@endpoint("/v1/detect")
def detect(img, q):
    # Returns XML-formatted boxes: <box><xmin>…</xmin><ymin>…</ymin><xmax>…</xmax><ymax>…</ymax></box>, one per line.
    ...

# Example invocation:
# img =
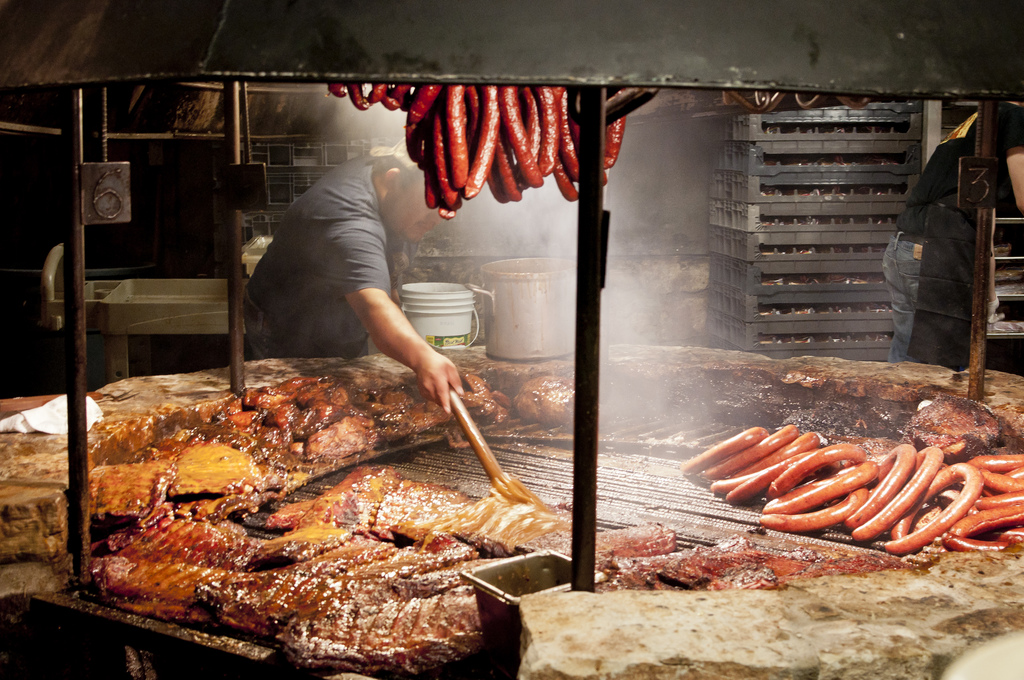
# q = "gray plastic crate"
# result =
<box><xmin>710</xmin><ymin>253</ymin><xmax>886</xmax><ymax>295</ymax></box>
<box><xmin>708</xmin><ymin>282</ymin><xmax>891</xmax><ymax>323</ymax></box>
<box><xmin>717</xmin><ymin>142</ymin><xmax>921</xmax><ymax>183</ymax></box>
<box><xmin>709</xmin><ymin>169</ymin><xmax>913</xmax><ymax>208</ymax></box>
<box><xmin>708</xmin><ymin>326</ymin><xmax>892</xmax><ymax>361</ymax></box>
<box><xmin>708</xmin><ymin>280</ymin><xmax>893</xmax><ymax>312</ymax></box>
<box><xmin>710</xmin><ymin>224</ymin><xmax>891</xmax><ymax>262</ymax></box>
<box><xmin>709</xmin><ymin>198</ymin><xmax>900</xmax><ymax>233</ymax></box>
<box><xmin>730</xmin><ymin>113</ymin><xmax>921</xmax><ymax>150</ymax></box>
<box><xmin>708</xmin><ymin>312</ymin><xmax>893</xmax><ymax>348</ymax></box>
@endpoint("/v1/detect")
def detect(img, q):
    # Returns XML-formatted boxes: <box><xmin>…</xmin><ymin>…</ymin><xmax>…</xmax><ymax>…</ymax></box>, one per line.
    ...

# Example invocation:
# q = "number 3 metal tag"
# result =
<box><xmin>958</xmin><ymin>156</ymin><xmax>998</xmax><ymax>210</ymax></box>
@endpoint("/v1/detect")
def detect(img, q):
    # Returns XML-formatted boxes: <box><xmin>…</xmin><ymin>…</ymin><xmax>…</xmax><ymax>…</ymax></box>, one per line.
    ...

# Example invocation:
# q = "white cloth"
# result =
<box><xmin>0</xmin><ymin>395</ymin><xmax>103</xmax><ymax>434</ymax></box>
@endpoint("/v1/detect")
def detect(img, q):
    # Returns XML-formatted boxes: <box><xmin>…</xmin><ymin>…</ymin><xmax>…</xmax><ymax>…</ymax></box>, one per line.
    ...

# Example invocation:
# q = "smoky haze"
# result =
<box><xmin>320</xmin><ymin>88</ymin><xmax>726</xmax><ymax>428</ymax></box>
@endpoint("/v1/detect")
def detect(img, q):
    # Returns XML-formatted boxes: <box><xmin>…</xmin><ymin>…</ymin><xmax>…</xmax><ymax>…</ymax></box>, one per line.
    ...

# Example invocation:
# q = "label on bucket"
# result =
<box><xmin>425</xmin><ymin>333</ymin><xmax>471</xmax><ymax>348</ymax></box>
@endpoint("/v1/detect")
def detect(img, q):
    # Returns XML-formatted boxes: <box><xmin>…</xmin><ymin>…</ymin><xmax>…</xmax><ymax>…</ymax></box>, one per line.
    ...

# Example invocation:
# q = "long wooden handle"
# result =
<box><xmin>450</xmin><ymin>389</ymin><xmax>507</xmax><ymax>484</ymax></box>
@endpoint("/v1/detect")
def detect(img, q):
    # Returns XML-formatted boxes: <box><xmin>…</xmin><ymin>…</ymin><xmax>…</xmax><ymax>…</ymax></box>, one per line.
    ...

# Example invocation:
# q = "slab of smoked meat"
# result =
<box><xmin>168</xmin><ymin>444</ymin><xmax>286</xmax><ymax>497</ymax></box>
<box><xmin>203</xmin><ymin>537</ymin><xmax>477</xmax><ymax>638</ymax></box>
<box><xmin>250</xmin><ymin>525</ymin><xmax>355</xmax><ymax>568</ymax></box>
<box><xmin>91</xmin><ymin>555</ymin><xmax>231</xmax><ymax>624</ymax></box>
<box><xmin>201</xmin><ymin>537</ymin><xmax>401</xmax><ymax>638</ymax></box>
<box><xmin>513</xmin><ymin>375</ymin><xmax>575</xmax><ymax>428</ymax></box>
<box><xmin>265</xmin><ymin>465</ymin><xmax>404</xmax><ymax>532</ymax></box>
<box><xmin>906</xmin><ymin>393</ymin><xmax>1001</xmax><ymax>461</ymax></box>
<box><xmin>374</xmin><ymin>401</ymin><xmax>450</xmax><ymax>442</ymax></box>
<box><xmin>598</xmin><ymin>535</ymin><xmax>907</xmax><ymax>593</ymax></box>
<box><xmin>90</xmin><ymin>460</ymin><xmax>176</xmax><ymax>529</ymax></box>
<box><xmin>371</xmin><ymin>480</ymin><xmax>473</xmax><ymax>541</ymax></box>
<box><xmin>104</xmin><ymin>517</ymin><xmax>261</xmax><ymax>570</ymax></box>
<box><xmin>279</xmin><ymin>585</ymin><xmax>483</xmax><ymax>676</ymax></box>
<box><xmin>303</xmin><ymin>415</ymin><xmax>380</xmax><ymax>464</ymax></box>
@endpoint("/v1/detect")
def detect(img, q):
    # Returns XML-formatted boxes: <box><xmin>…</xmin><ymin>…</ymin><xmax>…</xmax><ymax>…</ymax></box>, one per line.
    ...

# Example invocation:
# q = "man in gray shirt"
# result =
<box><xmin>245</xmin><ymin>145</ymin><xmax>463</xmax><ymax>412</ymax></box>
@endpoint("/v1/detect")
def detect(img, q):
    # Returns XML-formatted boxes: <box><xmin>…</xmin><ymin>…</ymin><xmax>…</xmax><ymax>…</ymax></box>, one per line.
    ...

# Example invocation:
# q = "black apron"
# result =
<box><xmin>906</xmin><ymin>202</ymin><xmax>976</xmax><ymax>369</ymax></box>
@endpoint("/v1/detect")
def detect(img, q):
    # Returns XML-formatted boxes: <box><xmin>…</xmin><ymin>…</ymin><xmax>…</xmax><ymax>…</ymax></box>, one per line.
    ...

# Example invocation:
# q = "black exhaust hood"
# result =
<box><xmin>1</xmin><ymin>0</ymin><xmax>1022</xmax><ymax>98</ymax></box>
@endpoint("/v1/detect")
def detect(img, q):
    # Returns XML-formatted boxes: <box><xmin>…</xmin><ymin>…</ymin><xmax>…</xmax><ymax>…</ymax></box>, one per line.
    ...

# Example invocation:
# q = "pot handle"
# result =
<box><xmin>464</xmin><ymin>283</ymin><xmax>493</xmax><ymax>302</ymax></box>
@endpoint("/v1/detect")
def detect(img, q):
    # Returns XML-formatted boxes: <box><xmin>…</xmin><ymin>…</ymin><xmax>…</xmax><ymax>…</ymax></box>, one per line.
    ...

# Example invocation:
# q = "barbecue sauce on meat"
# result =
<box><xmin>416</xmin><ymin>473</ymin><xmax>569</xmax><ymax>549</ymax></box>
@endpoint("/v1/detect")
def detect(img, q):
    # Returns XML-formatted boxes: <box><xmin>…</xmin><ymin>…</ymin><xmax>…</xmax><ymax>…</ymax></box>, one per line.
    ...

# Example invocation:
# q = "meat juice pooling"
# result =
<box><xmin>469</xmin><ymin>258</ymin><xmax>575</xmax><ymax>361</ymax></box>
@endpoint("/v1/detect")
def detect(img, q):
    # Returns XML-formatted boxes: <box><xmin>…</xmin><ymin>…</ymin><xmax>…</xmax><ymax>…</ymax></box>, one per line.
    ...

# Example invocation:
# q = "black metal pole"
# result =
<box><xmin>224</xmin><ymin>81</ymin><xmax>245</xmax><ymax>396</ymax></box>
<box><xmin>66</xmin><ymin>88</ymin><xmax>91</xmax><ymax>585</ymax></box>
<box><xmin>969</xmin><ymin>100</ymin><xmax>999</xmax><ymax>402</ymax></box>
<box><xmin>571</xmin><ymin>87</ymin><xmax>606</xmax><ymax>592</ymax></box>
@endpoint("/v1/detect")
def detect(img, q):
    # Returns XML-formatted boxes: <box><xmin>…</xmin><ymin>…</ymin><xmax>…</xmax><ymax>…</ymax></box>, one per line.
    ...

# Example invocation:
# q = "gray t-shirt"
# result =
<box><xmin>246</xmin><ymin>159</ymin><xmax>415</xmax><ymax>358</ymax></box>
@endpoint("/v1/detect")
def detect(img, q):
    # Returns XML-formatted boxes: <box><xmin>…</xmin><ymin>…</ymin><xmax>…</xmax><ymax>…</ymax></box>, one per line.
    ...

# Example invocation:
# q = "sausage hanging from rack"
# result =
<box><xmin>328</xmin><ymin>83</ymin><xmax>628</xmax><ymax>218</ymax></box>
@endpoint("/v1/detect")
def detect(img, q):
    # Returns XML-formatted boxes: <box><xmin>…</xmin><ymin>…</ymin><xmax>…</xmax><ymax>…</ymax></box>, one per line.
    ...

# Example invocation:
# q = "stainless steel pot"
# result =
<box><xmin>468</xmin><ymin>258</ymin><xmax>575</xmax><ymax>361</ymax></box>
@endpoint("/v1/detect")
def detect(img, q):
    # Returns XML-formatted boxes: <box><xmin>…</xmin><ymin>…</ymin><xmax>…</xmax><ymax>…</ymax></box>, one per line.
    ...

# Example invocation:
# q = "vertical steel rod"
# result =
<box><xmin>571</xmin><ymin>87</ymin><xmax>606</xmax><ymax>592</ymax></box>
<box><xmin>66</xmin><ymin>88</ymin><xmax>91</xmax><ymax>585</ymax></box>
<box><xmin>969</xmin><ymin>100</ymin><xmax>999</xmax><ymax>402</ymax></box>
<box><xmin>224</xmin><ymin>82</ymin><xmax>246</xmax><ymax>395</ymax></box>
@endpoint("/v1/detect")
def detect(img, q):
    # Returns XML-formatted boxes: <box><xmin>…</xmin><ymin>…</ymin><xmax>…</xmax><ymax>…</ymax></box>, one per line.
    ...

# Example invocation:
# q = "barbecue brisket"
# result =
<box><xmin>906</xmin><ymin>393</ymin><xmax>1002</xmax><ymax>460</ymax></box>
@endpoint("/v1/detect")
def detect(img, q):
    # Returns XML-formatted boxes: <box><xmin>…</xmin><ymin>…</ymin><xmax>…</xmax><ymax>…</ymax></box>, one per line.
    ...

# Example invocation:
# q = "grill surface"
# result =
<box><xmin>244</xmin><ymin>421</ymin><xmax>883</xmax><ymax>554</ymax></box>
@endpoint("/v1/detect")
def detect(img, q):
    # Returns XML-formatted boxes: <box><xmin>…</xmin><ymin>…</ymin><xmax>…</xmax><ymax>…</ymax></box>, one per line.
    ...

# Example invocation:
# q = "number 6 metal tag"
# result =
<box><xmin>958</xmin><ymin>156</ymin><xmax>998</xmax><ymax>210</ymax></box>
<box><xmin>81</xmin><ymin>162</ymin><xmax>132</xmax><ymax>225</ymax></box>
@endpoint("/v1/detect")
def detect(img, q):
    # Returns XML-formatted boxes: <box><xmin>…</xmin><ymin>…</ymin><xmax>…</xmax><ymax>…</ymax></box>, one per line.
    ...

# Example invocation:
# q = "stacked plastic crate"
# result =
<box><xmin>707</xmin><ymin>101</ymin><xmax>923</xmax><ymax>361</ymax></box>
<box><xmin>243</xmin><ymin>138</ymin><xmax>398</xmax><ymax>241</ymax></box>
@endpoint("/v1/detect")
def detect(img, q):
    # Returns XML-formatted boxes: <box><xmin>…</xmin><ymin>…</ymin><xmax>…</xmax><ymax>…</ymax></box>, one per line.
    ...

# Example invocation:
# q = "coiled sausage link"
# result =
<box><xmin>703</xmin><ymin>424</ymin><xmax>800</xmax><ymax>481</ymax></box>
<box><xmin>966</xmin><ymin>454</ymin><xmax>1024</xmax><ymax>473</ymax></box>
<box><xmin>604</xmin><ymin>116</ymin><xmax>626</xmax><ymax>169</ymax></box>
<box><xmin>767</xmin><ymin>444</ymin><xmax>868</xmax><ymax>499</ymax></box>
<box><xmin>556</xmin><ymin>88</ymin><xmax>580</xmax><ymax>183</ymax></box>
<box><xmin>981</xmin><ymin>470</ymin><xmax>1024</xmax><ymax>494</ymax></box>
<box><xmin>446</xmin><ymin>85</ymin><xmax>469</xmax><ymax>190</ymax></box>
<box><xmin>850</xmin><ymin>447</ymin><xmax>944</xmax><ymax>542</ymax></box>
<box><xmin>760</xmin><ymin>488</ymin><xmax>869</xmax><ymax>533</ymax></box>
<box><xmin>762</xmin><ymin>461</ymin><xmax>878</xmax><ymax>516</ymax></box>
<box><xmin>943</xmin><ymin>535</ymin><xmax>1011</xmax><ymax>552</ymax></box>
<box><xmin>679</xmin><ymin>427</ymin><xmax>770</xmax><ymax>474</ymax></box>
<box><xmin>948</xmin><ymin>504</ymin><xmax>1024</xmax><ymax>539</ymax></box>
<box><xmin>489</xmin><ymin>128</ymin><xmax>522</xmax><ymax>203</ymax></box>
<box><xmin>845</xmin><ymin>444</ymin><xmax>918</xmax><ymax>530</ymax></box>
<box><xmin>432</xmin><ymin>108</ymin><xmax>461</xmax><ymax>210</ymax></box>
<box><xmin>976</xmin><ymin>490</ymin><xmax>1024</xmax><ymax>511</ymax></box>
<box><xmin>465</xmin><ymin>86</ymin><xmax>500</xmax><ymax>200</ymax></box>
<box><xmin>883</xmin><ymin>463</ymin><xmax>983</xmax><ymax>555</ymax></box>
<box><xmin>498</xmin><ymin>86</ymin><xmax>543</xmax><ymax>188</ymax></box>
<box><xmin>408</xmin><ymin>85</ymin><xmax>443</xmax><ymax>124</ymax></box>
<box><xmin>345</xmin><ymin>83</ymin><xmax>372</xmax><ymax>110</ymax></box>
<box><xmin>552</xmin><ymin>162</ymin><xmax>578</xmax><ymax>201</ymax></box>
<box><xmin>729</xmin><ymin>432</ymin><xmax>824</xmax><ymax>480</ymax></box>
<box><xmin>535</xmin><ymin>86</ymin><xmax>560</xmax><ymax>177</ymax></box>
<box><xmin>722</xmin><ymin>449</ymin><xmax>821</xmax><ymax>505</ymax></box>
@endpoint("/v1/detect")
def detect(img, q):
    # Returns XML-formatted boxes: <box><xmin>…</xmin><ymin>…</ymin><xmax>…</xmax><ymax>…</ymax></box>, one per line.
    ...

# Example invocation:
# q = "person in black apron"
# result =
<box><xmin>884</xmin><ymin>103</ymin><xmax>1024</xmax><ymax>369</ymax></box>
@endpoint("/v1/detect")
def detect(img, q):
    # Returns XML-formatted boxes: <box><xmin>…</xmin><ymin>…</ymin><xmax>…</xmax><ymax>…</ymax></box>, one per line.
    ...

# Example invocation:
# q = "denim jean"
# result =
<box><xmin>882</xmin><ymin>233</ymin><xmax>922</xmax><ymax>363</ymax></box>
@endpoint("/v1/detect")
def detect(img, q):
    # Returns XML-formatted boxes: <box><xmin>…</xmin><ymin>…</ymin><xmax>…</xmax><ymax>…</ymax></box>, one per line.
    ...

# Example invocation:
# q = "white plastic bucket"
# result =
<box><xmin>400</xmin><ymin>283</ymin><xmax>479</xmax><ymax>349</ymax></box>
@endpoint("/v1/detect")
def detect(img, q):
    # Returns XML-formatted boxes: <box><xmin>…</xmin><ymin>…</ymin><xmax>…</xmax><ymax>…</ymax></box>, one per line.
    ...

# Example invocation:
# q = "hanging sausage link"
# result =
<box><xmin>329</xmin><ymin>83</ymin><xmax>628</xmax><ymax>217</ymax></box>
